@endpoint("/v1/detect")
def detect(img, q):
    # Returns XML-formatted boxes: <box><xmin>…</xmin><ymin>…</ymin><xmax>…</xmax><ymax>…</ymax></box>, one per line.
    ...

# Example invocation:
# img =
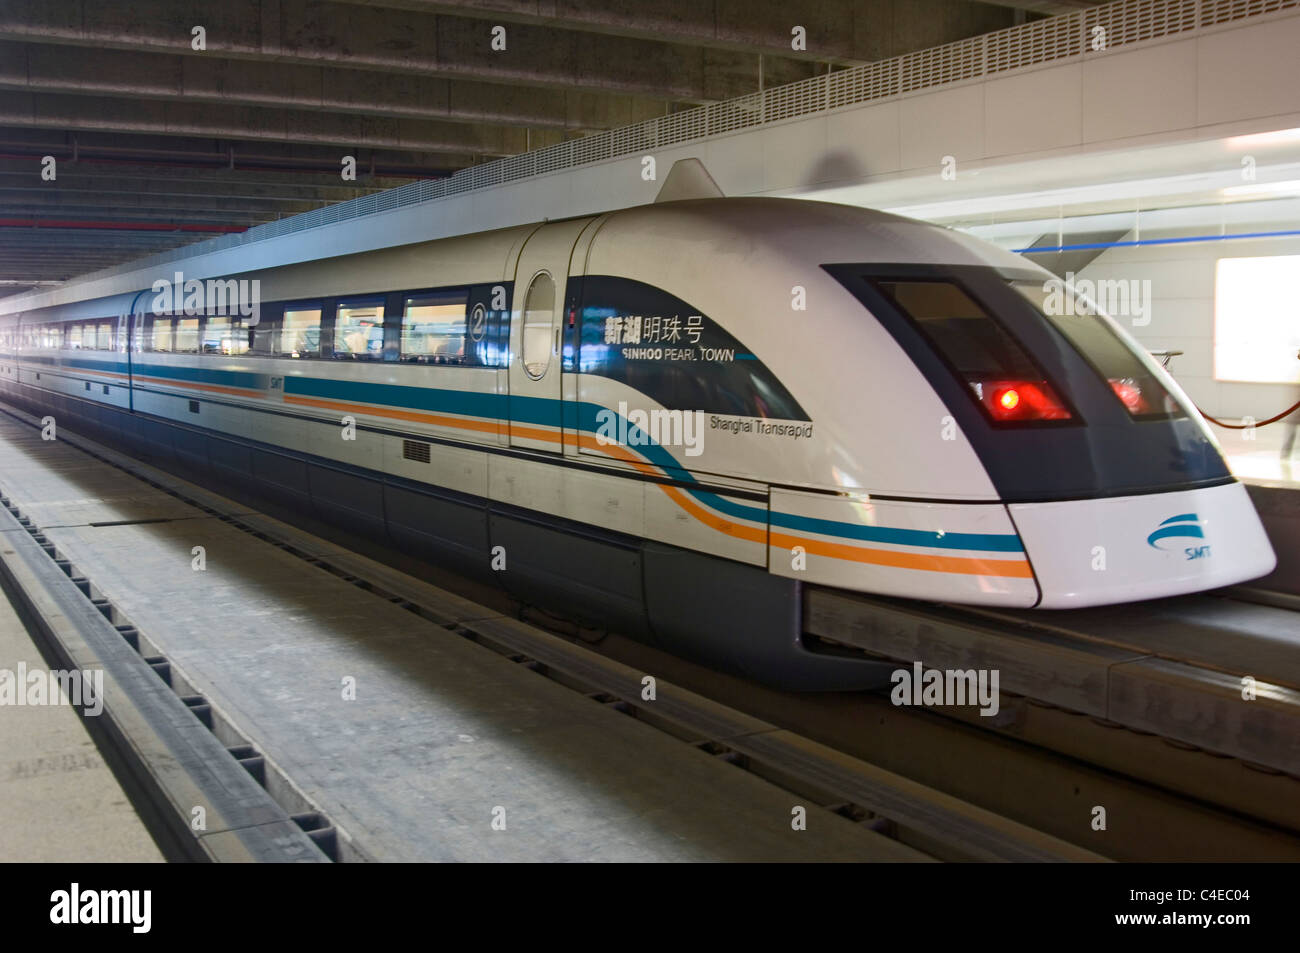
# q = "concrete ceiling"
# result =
<box><xmin>0</xmin><ymin>0</ymin><xmax>1045</xmax><ymax>296</ymax></box>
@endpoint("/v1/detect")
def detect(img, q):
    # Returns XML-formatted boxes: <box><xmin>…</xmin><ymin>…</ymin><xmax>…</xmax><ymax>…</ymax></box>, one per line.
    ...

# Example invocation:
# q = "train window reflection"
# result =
<box><xmin>175</xmin><ymin>318</ymin><xmax>199</xmax><ymax>353</ymax></box>
<box><xmin>401</xmin><ymin>291</ymin><xmax>468</xmax><ymax>364</ymax></box>
<box><xmin>335</xmin><ymin>300</ymin><xmax>385</xmax><ymax>360</ymax></box>
<box><xmin>876</xmin><ymin>280</ymin><xmax>1040</xmax><ymax>380</ymax></box>
<box><xmin>202</xmin><ymin>315</ymin><xmax>249</xmax><ymax>356</ymax></box>
<box><xmin>281</xmin><ymin>307</ymin><xmax>322</xmax><ymax>358</ymax></box>
<box><xmin>1012</xmin><ymin>280</ymin><xmax>1183</xmax><ymax>420</ymax></box>
<box><xmin>250</xmin><ymin>316</ymin><xmax>276</xmax><ymax>355</ymax></box>
<box><xmin>149</xmin><ymin>318</ymin><xmax>175</xmax><ymax>352</ymax></box>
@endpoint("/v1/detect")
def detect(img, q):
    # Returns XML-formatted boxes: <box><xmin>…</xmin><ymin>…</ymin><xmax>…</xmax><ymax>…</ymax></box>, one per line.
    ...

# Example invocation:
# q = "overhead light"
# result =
<box><xmin>1221</xmin><ymin>179</ymin><xmax>1300</xmax><ymax>197</ymax></box>
<box><xmin>1226</xmin><ymin>127</ymin><xmax>1300</xmax><ymax>149</ymax></box>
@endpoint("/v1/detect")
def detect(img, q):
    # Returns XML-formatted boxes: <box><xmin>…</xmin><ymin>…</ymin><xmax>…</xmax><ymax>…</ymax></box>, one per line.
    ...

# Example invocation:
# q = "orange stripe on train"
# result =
<box><xmin>273</xmin><ymin>393</ymin><xmax>1031</xmax><ymax>577</ymax></box>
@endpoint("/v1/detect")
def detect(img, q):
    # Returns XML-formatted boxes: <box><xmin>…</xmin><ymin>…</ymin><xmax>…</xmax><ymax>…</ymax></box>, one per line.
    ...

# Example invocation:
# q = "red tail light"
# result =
<box><xmin>971</xmin><ymin>380</ymin><xmax>1072</xmax><ymax>422</ymax></box>
<box><xmin>1108</xmin><ymin>378</ymin><xmax>1149</xmax><ymax>414</ymax></box>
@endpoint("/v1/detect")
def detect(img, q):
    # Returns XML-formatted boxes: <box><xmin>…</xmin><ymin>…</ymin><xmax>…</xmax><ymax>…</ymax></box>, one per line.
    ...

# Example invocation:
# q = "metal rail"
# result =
<box><xmin>0</xmin><ymin>494</ymin><xmax>333</xmax><ymax>862</ymax></box>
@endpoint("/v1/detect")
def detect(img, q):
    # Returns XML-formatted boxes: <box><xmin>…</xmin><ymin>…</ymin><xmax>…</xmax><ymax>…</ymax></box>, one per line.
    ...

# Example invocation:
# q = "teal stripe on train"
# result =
<box><xmin>288</xmin><ymin>375</ymin><xmax>1023</xmax><ymax>554</ymax></box>
<box><xmin>11</xmin><ymin>357</ymin><xmax>1024</xmax><ymax>553</ymax></box>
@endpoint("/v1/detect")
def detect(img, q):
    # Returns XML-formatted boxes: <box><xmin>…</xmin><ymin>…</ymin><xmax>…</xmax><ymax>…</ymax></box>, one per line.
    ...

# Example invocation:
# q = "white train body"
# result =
<box><xmin>575</xmin><ymin>201</ymin><xmax>1274</xmax><ymax>608</ymax></box>
<box><xmin>0</xmin><ymin>197</ymin><xmax>1276</xmax><ymax>687</ymax></box>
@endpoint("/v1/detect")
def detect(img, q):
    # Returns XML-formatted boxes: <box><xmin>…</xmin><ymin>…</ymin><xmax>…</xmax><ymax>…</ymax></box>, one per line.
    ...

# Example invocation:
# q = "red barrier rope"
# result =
<box><xmin>1195</xmin><ymin>399</ymin><xmax>1300</xmax><ymax>429</ymax></box>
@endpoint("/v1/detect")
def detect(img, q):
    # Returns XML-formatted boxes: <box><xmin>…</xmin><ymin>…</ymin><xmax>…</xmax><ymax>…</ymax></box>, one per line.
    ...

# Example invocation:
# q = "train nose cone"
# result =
<box><xmin>1009</xmin><ymin>482</ymin><xmax>1276</xmax><ymax>608</ymax></box>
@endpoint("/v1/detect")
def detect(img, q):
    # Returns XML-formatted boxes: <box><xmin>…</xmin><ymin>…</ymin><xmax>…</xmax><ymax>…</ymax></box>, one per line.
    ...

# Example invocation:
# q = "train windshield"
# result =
<box><xmin>1010</xmin><ymin>280</ymin><xmax>1185</xmax><ymax>420</ymax></box>
<box><xmin>871</xmin><ymin>279</ymin><xmax>1073</xmax><ymax>424</ymax></box>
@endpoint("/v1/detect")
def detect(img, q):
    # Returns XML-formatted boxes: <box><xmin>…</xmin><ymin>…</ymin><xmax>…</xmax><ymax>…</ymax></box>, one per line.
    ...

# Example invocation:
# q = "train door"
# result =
<box><xmin>507</xmin><ymin>219</ymin><xmax>591</xmax><ymax>452</ymax></box>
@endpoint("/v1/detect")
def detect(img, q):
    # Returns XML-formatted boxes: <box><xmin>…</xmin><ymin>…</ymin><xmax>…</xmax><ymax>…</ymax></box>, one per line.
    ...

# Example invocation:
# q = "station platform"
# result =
<box><xmin>0</xmin><ymin>580</ymin><xmax>162</xmax><ymax>862</ymax></box>
<box><xmin>1221</xmin><ymin>423</ymin><xmax>1300</xmax><ymax>491</ymax></box>
<box><xmin>0</xmin><ymin>409</ymin><xmax>935</xmax><ymax>863</ymax></box>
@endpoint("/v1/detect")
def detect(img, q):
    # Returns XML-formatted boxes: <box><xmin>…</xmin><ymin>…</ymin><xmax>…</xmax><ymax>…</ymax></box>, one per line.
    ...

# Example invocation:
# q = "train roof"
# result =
<box><xmin>0</xmin><ymin>195</ymin><xmax>1040</xmax><ymax>325</ymax></box>
<box><xmin>597</xmin><ymin>196</ymin><xmax>1040</xmax><ymax>274</ymax></box>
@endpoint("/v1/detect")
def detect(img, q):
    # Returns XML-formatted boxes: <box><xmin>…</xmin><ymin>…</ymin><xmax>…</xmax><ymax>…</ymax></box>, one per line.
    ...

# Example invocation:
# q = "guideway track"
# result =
<box><xmin>0</xmin><ymin>494</ymin><xmax>330</xmax><ymax>862</ymax></box>
<box><xmin>0</xmin><ymin>402</ymin><xmax>1098</xmax><ymax>862</ymax></box>
<box><xmin>805</xmin><ymin>587</ymin><xmax>1300</xmax><ymax>779</ymax></box>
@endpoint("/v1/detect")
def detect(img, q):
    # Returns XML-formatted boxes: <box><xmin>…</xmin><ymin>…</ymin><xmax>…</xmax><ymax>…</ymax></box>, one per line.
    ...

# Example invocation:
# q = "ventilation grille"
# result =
<box><xmin>986</xmin><ymin>15</ymin><xmax>1085</xmax><ymax>73</ymax></box>
<box><xmin>402</xmin><ymin>440</ymin><xmax>431</xmax><ymax>464</ymax></box>
<box><xmin>1202</xmin><ymin>0</ymin><xmax>1298</xmax><ymax>24</ymax></box>
<box><xmin>1085</xmin><ymin>0</ymin><xmax>1201</xmax><ymax>47</ymax></box>
<box><xmin>828</xmin><ymin>59</ymin><xmax>900</xmax><ymax>108</ymax></box>
<box><xmin>901</xmin><ymin>35</ymin><xmax>985</xmax><ymax>92</ymax></box>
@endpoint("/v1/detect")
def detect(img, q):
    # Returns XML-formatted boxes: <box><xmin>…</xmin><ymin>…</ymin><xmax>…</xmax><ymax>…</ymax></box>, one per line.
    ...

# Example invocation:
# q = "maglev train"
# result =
<box><xmin>0</xmin><ymin>188</ymin><xmax>1276</xmax><ymax>689</ymax></box>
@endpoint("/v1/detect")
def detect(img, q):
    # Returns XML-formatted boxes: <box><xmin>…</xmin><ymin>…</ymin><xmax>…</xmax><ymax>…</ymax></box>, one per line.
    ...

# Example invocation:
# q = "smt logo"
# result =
<box><xmin>49</xmin><ymin>883</ymin><xmax>151</xmax><ymax>933</ymax></box>
<box><xmin>1148</xmin><ymin>513</ymin><xmax>1211</xmax><ymax>559</ymax></box>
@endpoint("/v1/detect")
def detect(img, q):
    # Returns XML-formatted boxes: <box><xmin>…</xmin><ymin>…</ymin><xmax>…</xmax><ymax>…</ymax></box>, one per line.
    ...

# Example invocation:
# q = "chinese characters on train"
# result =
<box><xmin>602</xmin><ymin>315</ymin><xmax>736</xmax><ymax>362</ymax></box>
<box><xmin>603</xmin><ymin>315</ymin><xmax>702</xmax><ymax>346</ymax></box>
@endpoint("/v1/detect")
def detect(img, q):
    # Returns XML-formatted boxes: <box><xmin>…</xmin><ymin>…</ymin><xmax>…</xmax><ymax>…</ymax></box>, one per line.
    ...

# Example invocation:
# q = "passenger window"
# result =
<box><xmin>521</xmin><ymin>272</ymin><xmax>555</xmax><ymax>380</ymax></box>
<box><xmin>281</xmin><ymin>307</ymin><xmax>321</xmax><ymax>358</ymax></box>
<box><xmin>66</xmin><ymin>324</ymin><xmax>83</xmax><ymax>349</ymax></box>
<box><xmin>95</xmin><ymin>321</ymin><xmax>113</xmax><ymax>350</ymax></box>
<box><xmin>250</xmin><ymin>314</ymin><xmax>277</xmax><ymax>355</ymax></box>
<box><xmin>203</xmin><ymin>316</ymin><xmax>228</xmax><ymax>354</ymax></box>
<box><xmin>202</xmin><ymin>316</ymin><xmax>249</xmax><ymax>355</ymax></box>
<box><xmin>230</xmin><ymin>320</ymin><xmax>250</xmax><ymax>355</ymax></box>
<box><xmin>175</xmin><ymin>318</ymin><xmax>199</xmax><ymax>354</ymax></box>
<box><xmin>150</xmin><ymin>317</ymin><xmax>175</xmax><ymax>352</ymax></box>
<box><xmin>401</xmin><ymin>291</ymin><xmax>468</xmax><ymax>364</ymax></box>
<box><xmin>334</xmin><ymin>299</ymin><xmax>385</xmax><ymax>360</ymax></box>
